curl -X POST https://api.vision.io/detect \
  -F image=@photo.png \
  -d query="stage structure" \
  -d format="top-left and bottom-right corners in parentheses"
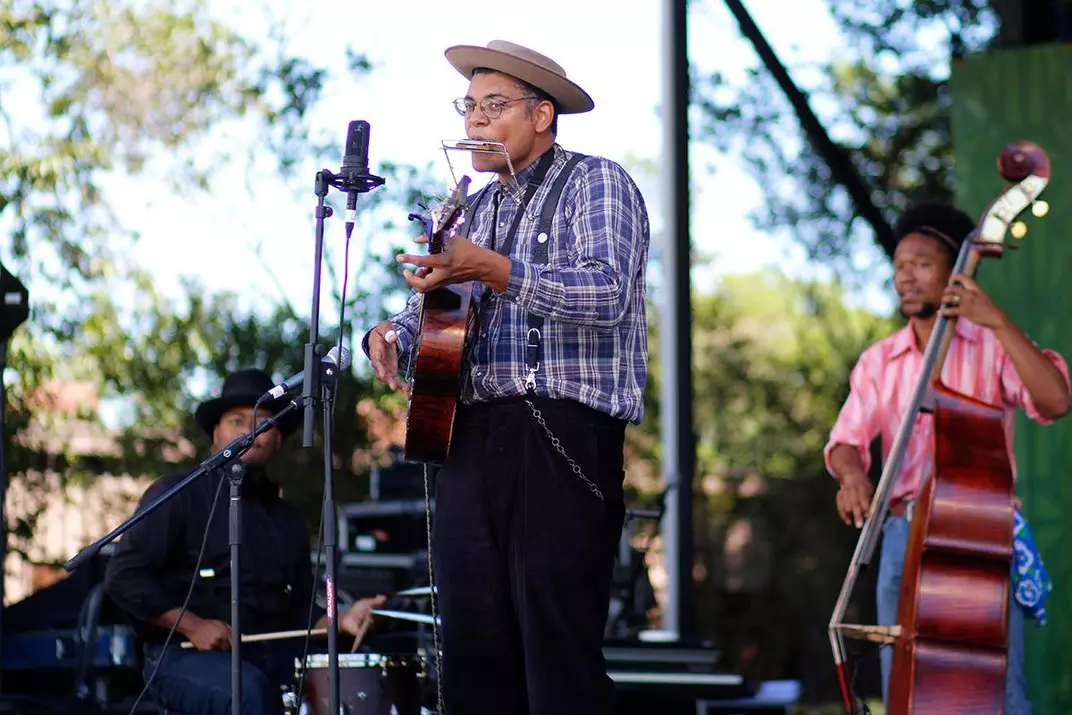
top-left (950, 42), bottom-right (1072, 715)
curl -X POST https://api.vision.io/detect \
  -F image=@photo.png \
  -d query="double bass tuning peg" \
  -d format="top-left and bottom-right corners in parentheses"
top-left (1005, 200), bottom-right (1048, 244)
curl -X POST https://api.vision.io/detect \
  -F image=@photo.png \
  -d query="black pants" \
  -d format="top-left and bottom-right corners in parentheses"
top-left (431, 396), bottom-right (626, 715)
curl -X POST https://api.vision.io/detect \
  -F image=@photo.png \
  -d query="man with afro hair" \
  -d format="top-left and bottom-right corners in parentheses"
top-left (824, 200), bottom-right (1071, 712)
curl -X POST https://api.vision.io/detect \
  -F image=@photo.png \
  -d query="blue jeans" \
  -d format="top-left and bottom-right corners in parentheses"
top-left (142, 641), bottom-right (299, 715)
top-left (877, 516), bottom-right (1030, 714)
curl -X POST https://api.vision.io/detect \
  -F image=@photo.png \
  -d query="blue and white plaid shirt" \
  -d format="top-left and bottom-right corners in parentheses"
top-left (382, 144), bottom-right (650, 425)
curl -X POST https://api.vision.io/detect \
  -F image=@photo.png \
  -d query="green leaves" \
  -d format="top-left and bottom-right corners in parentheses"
top-left (630, 272), bottom-right (896, 697)
top-left (694, 0), bottom-right (999, 268)
top-left (0, 0), bottom-right (399, 564)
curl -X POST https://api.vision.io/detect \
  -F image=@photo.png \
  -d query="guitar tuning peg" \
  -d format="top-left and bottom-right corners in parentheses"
top-left (1031, 200), bottom-right (1049, 218)
top-left (1010, 221), bottom-right (1028, 239)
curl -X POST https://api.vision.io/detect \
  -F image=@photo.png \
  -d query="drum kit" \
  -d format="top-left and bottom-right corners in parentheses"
top-left (283, 651), bottom-right (429, 715)
top-left (264, 585), bottom-right (440, 715)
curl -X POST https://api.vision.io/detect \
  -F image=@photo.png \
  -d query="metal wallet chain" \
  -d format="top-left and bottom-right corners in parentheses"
top-left (524, 399), bottom-right (604, 502)
top-left (422, 463), bottom-right (444, 714)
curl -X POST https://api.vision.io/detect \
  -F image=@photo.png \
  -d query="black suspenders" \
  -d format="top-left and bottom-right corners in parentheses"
top-left (457, 150), bottom-right (588, 392)
top-left (522, 152), bottom-right (586, 390)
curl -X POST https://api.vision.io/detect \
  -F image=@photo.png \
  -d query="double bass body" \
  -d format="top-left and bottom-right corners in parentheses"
top-left (889, 382), bottom-right (1015, 713)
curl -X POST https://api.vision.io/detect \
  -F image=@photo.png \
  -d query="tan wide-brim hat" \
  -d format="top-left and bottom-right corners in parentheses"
top-left (445, 40), bottom-right (594, 115)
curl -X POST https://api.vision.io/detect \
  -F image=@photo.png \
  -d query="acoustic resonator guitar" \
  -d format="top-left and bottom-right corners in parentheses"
top-left (403, 176), bottom-right (475, 465)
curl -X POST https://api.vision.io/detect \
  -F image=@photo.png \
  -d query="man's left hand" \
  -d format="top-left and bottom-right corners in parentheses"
top-left (339, 594), bottom-right (388, 637)
top-left (941, 274), bottom-right (1007, 329)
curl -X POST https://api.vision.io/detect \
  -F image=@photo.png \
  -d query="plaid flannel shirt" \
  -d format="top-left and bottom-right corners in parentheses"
top-left (370, 144), bottom-right (650, 424)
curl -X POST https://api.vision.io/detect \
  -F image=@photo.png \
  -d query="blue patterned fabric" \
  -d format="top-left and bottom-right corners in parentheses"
top-left (1013, 509), bottom-right (1052, 625)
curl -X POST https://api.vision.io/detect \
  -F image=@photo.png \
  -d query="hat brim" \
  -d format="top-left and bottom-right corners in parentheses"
top-left (194, 394), bottom-right (302, 441)
top-left (445, 45), bottom-right (594, 114)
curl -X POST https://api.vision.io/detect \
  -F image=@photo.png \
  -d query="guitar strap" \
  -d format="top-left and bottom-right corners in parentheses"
top-left (457, 183), bottom-right (492, 243)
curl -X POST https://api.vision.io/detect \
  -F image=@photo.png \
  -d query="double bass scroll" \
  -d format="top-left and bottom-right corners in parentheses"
top-left (828, 140), bottom-right (1052, 715)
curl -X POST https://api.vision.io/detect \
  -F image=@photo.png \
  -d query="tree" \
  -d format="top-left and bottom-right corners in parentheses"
top-left (632, 272), bottom-right (898, 704)
top-left (694, 0), bottom-right (999, 269)
top-left (0, 0), bottom-right (383, 562)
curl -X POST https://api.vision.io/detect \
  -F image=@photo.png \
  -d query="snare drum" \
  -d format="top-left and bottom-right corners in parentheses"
top-left (294, 652), bottom-right (425, 715)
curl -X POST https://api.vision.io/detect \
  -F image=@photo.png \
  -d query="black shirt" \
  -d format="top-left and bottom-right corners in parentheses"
top-left (104, 464), bottom-right (324, 644)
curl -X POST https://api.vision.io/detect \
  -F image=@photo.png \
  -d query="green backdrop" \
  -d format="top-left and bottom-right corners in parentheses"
top-left (950, 43), bottom-right (1072, 715)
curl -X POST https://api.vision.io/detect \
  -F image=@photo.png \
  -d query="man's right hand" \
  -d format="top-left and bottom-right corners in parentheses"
top-left (836, 472), bottom-right (874, 529)
top-left (368, 320), bottom-right (408, 394)
top-left (180, 614), bottom-right (232, 651)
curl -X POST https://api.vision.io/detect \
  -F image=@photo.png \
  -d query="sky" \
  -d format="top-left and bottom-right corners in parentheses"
top-left (98, 0), bottom-right (896, 336)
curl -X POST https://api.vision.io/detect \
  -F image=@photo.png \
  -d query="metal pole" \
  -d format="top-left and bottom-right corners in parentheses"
top-left (0, 340), bottom-right (7, 694)
top-left (659, 0), bottom-right (695, 639)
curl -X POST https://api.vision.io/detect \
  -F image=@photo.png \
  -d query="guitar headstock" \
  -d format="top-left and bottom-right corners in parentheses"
top-left (427, 176), bottom-right (472, 254)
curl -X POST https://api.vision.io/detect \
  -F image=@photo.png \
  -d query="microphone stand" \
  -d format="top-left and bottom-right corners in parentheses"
top-left (65, 399), bottom-right (301, 715)
top-left (302, 134), bottom-right (384, 715)
top-left (227, 458), bottom-right (247, 715)
top-left (319, 370), bottom-right (342, 692)
top-left (302, 170), bottom-right (332, 450)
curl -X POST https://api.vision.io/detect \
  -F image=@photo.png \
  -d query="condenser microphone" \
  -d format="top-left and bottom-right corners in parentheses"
top-left (340, 120), bottom-right (370, 226)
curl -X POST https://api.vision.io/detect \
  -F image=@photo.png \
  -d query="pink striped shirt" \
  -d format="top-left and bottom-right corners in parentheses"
top-left (824, 319), bottom-right (1070, 502)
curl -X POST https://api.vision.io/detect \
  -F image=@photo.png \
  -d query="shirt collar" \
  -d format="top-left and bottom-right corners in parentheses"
top-left (890, 318), bottom-right (981, 358)
top-left (502, 144), bottom-right (558, 190)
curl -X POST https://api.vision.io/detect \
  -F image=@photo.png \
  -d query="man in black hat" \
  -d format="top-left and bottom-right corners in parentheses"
top-left (824, 201), bottom-right (1071, 712)
top-left (105, 368), bottom-right (386, 715)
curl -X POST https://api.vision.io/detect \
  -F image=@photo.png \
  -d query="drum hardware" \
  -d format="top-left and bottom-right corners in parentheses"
top-left (291, 653), bottom-right (426, 715)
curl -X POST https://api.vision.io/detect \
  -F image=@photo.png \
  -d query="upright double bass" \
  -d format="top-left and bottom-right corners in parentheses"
top-left (828, 140), bottom-right (1052, 714)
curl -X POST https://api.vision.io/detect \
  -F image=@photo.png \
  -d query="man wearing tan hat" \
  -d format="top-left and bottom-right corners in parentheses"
top-left (363, 39), bottom-right (650, 715)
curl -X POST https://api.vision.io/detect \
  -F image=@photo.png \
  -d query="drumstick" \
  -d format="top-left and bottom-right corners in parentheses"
top-left (349, 614), bottom-right (373, 654)
top-left (396, 585), bottom-right (436, 597)
top-left (180, 627), bottom-right (328, 649)
top-left (178, 608), bottom-right (387, 649)
top-left (370, 609), bottom-right (439, 626)
top-left (178, 589), bottom-right (433, 649)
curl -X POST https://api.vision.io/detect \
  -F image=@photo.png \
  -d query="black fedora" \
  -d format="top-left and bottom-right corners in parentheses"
top-left (193, 368), bottom-right (301, 440)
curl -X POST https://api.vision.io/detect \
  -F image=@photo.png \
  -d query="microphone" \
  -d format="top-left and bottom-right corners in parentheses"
top-left (340, 120), bottom-right (371, 226)
top-left (263, 345), bottom-right (352, 401)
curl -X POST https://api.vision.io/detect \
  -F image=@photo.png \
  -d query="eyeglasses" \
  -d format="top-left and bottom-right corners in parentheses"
top-left (453, 96), bottom-right (538, 119)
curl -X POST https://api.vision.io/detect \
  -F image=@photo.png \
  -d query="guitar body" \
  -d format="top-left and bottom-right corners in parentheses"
top-left (402, 175), bottom-right (475, 465)
top-left (404, 282), bottom-right (477, 464)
